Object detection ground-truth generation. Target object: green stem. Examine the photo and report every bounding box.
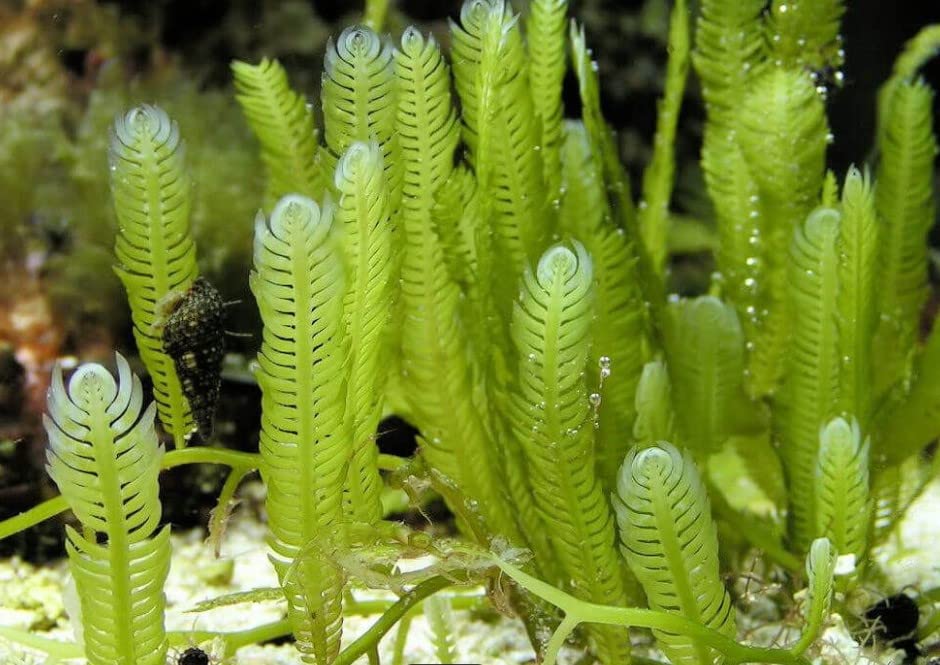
[168,619,292,657]
[163,447,259,469]
[0,495,68,541]
[0,449,404,542]
[0,626,83,659]
[206,465,253,556]
[494,559,810,665]
[0,448,260,540]
[392,614,414,665]
[335,576,453,665]
[363,0,389,31]
[378,454,406,472]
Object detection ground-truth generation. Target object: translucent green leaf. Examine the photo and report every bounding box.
[510,242,632,662]
[781,208,841,552]
[873,77,937,396]
[814,417,869,563]
[45,355,169,665]
[614,442,735,665]
[334,141,395,524]
[251,195,349,664]
[231,58,324,206]
[110,104,198,448]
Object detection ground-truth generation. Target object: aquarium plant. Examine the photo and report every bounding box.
[2,0,940,664]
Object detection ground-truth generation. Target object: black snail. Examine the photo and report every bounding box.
[161,277,226,442]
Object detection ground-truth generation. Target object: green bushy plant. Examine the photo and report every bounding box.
[2,0,940,664]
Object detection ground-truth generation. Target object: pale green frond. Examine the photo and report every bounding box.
[664,296,748,457]
[451,0,510,165]
[890,24,940,80]
[766,0,845,73]
[700,131,764,388]
[876,25,940,152]
[322,26,400,208]
[570,22,635,229]
[632,360,675,446]
[559,120,605,238]
[251,195,349,664]
[510,242,632,662]
[45,357,162,541]
[65,526,171,665]
[868,454,930,547]
[781,208,842,553]
[334,141,395,524]
[814,417,869,563]
[424,596,458,664]
[399,191,519,545]
[433,165,479,289]
[638,0,690,274]
[692,0,766,127]
[396,28,460,225]
[484,4,549,277]
[820,170,838,207]
[614,442,736,665]
[588,225,649,490]
[732,432,787,511]
[873,77,937,396]
[876,316,940,464]
[526,0,568,198]
[44,356,169,665]
[791,538,836,656]
[736,67,829,396]
[837,167,878,426]
[395,20,519,543]
[231,57,324,206]
[109,104,198,448]
[432,166,496,377]
[693,0,767,374]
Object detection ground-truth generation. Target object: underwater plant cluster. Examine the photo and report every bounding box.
[2,0,940,664]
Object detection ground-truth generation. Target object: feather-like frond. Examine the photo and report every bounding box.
[424,596,458,664]
[792,538,836,655]
[334,141,394,524]
[394,23,517,539]
[589,224,649,489]
[814,417,869,564]
[526,0,568,198]
[781,208,841,552]
[395,28,460,229]
[614,443,735,665]
[837,167,878,426]
[873,77,937,395]
[322,26,400,208]
[570,22,635,229]
[876,316,940,464]
[664,296,748,457]
[736,67,829,396]
[559,121,605,238]
[395,31,519,540]
[454,1,548,279]
[231,58,324,206]
[692,0,766,126]
[632,360,676,445]
[510,242,632,662]
[638,0,690,274]
[251,195,349,664]
[44,355,169,665]
[110,104,198,448]
[766,0,845,72]
[868,455,930,547]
